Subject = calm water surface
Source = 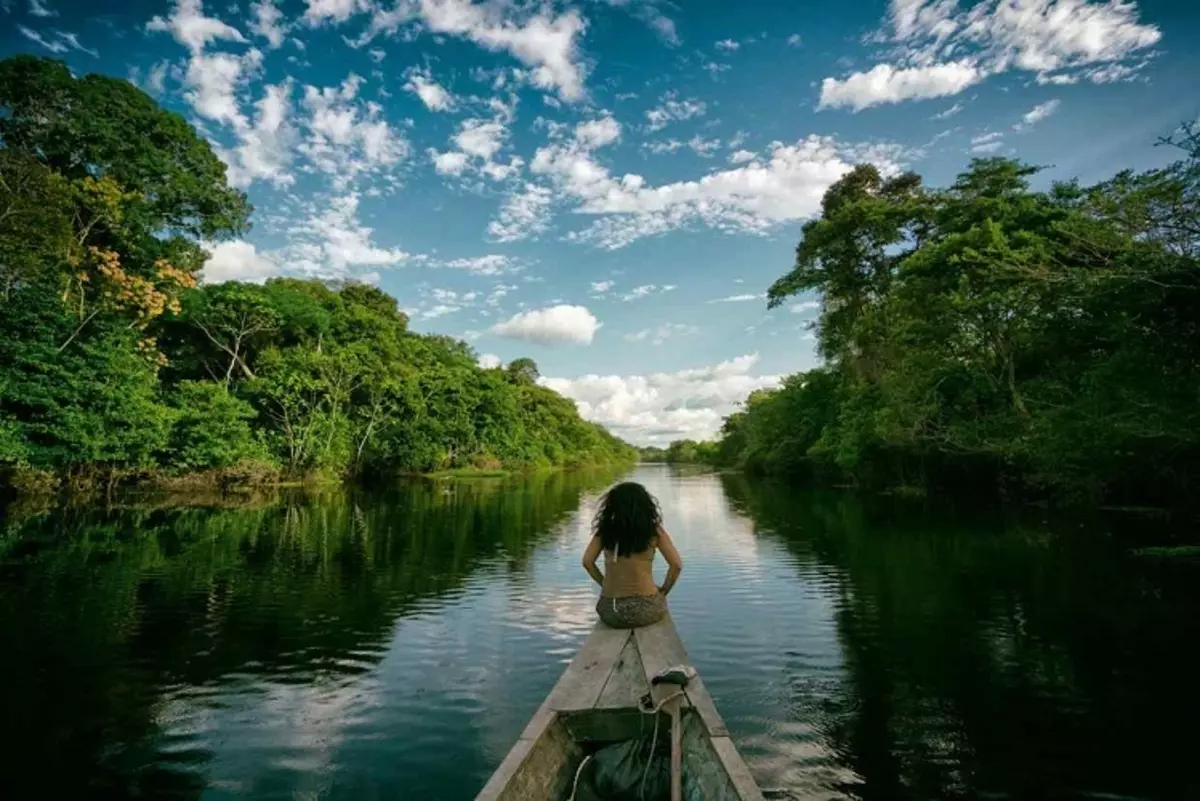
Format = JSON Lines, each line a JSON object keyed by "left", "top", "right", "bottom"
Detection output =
{"left": 2, "top": 465, "right": 1198, "bottom": 800}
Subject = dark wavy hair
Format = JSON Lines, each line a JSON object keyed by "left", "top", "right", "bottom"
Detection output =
{"left": 592, "top": 482, "right": 662, "bottom": 556}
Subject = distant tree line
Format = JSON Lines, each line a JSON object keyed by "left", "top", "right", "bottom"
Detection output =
{"left": 704, "top": 127, "right": 1200, "bottom": 505}
{"left": 0, "top": 56, "right": 635, "bottom": 491}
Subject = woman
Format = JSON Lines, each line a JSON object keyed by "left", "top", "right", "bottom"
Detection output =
{"left": 581, "top": 481, "right": 683, "bottom": 629}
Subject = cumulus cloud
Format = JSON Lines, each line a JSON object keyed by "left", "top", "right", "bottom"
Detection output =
{"left": 430, "top": 115, "right": 523, "bottom": 182}
{"left": 218, "top": 81, "right": 297, "bottom": 188}
{"left": 821, "top": 0, "right": 1161, "bottom": 110}
{"left": 288, "top": 193, "right": 412, "bottom": 274}
{"left": 645, "top": 92, "right": 707, "bottom": 131}
{"left": 298, "top": 73, "right": 410, "bottom": 188}
{"left": 147, "top": 0, "right": 247, "bottom": 53}
{"left": 488, "top": 183, "right": 555, "bottom": 242}
{"left": 715, "top": 38, "right": 739, "bottom": 51}
{"left": 492, "top": 304, "right": 600, "bottom": 345}
{"left": 404, "top": 66, "right": 457, "bottom": 111}
{"left": 478, "top": 353, "right": 502, "bottom": 369}
{"left": 533, "top": 133, "right": 903, "bottom": 249}
{"left": 201, "top": 239, "right": 283, "bottom": 283}
{"left": 590, "top": 280, "right": 615, "bottom": 294}
{"left": 249, "top": 0, "right": 288, "bottom": 48}
{"left": 339, "top": 0, "right": 588, "bottom": 101}
{"left": 574, "top": 115, "right": 622, "bottom": 149}
{"left": 819, "top": 60, "right": 982, "bottom": 111}
{"left": 542, "top": 353, "right": 783, "bottom": 444}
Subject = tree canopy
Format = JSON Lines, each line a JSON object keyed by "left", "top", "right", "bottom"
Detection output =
{"left": 0, "top": 57, "right": 635, "bottom": 489}
{"left": 713, "top": 126, "right": 1200, "bottom": 505}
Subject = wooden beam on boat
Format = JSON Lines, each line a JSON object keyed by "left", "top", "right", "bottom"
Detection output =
{"left": 545, "top": 624, "right": 630, "bottom": 712}
{"left": 635, "top": 617, "right": 728, "bottom": 737}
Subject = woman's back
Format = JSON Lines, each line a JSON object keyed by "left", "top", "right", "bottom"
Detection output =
{"left": 601, "top": 540, "right": 658, "bottom": 597}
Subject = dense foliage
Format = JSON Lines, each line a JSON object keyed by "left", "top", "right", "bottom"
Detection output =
{"left": 714, "top": 127, "right": 1200, "bottom": 504}
{"left": 0, "top": 56, "right": 634, "bottom": 488}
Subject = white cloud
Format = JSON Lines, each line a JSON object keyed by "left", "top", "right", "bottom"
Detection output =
{"left": 288, "top": 193, "right": 411, "bottom": 273}
{"left": 645, "top": 92, "right": 707, "bottom": 131}
{"left": 932, "top": 101, "right": 963, "bottom": 119}
{"left": 595, "top": 0, "right": 678, "bottom": 46}
{"left": 404, "top": 66, "right": 457, "bottom": 111}
{"left": 303, "top": 0, "right": 367, "bottom": 26}
{"left": 819, "top": 60, "right": 983, "bottom": 111}
{"left": 478, "top": 353, "right": 502, "bottom": 369}
{"left": 430, "top": 149, "right": 470, "bottom": 175}
{"left": 145, "top": 61, "right": 170, "bottom": 94}
{"left": 431, "top": 115, "right": 523, "bottom": 182}
{"left": 1013, "top": 98, "right": 1060, "bottom": 131}
{"left": 542, "top": 353, "right": 783, "bottom": 444}
{"left": 147, "top": 0, "right": 247, "bottom": 53}
{"left": 492, "top": 304, "right": 600, "bottom": 345}
{"left": 786, "top": 33, "right": 802, "bottom": 47}
{"left": 29, "top": 0, "right": 55, "bottom": 17}
{"left": 574, "top": 116, "right": 622, "bottom": 149}
{"left": 620, "top": 284, "right": 675, "bottom": 301}
{"left": 249, "top": 0, "right": 288, "bottom": 48}
{"left": 715, "top": 38, "right": 739, "bottom": 51}
{"left": 534, "top": 134, "right": 903, "bottom": 249}
{"left": 970, "top": 131, "right": 1004, "bottom": 153}
{"left": 417, "top": 0, "right": 588, "bottom": 102}
{"left": 298, "top": 73, "right": 409, "bottom": 188}
{"left": 590, "top": 280, "right": 614, "bottom": 294}
{"left": 709, "top": 293, "right": 764, "bottom": 303}
{"left": 201, "top": 239, "right": 283, "bottom": 283}
{"left": 438, "top": 255, "right": 518, "bottom": 276}
{"left": 183, "top": 49, "right": 263, "bottom": 127}
{"left": 826, "top": 0, "right": 1162, "bottom": 109}
{"left": 17, "top": 25, "right": 67, "bottom": 53}
{"left": 789, "top": 300, "right": 820, "bottom": 314}
{"left": 623, "top": 323, "right": 699, "bottom": 346}
{"left": 220, "top": 81, "right": 297, "bottom": 187}
{"left": 728, "top": 149, "right": 757, "bottom": 164}
{"left": 488, "top": 183, "right": 554, "bottom": 242}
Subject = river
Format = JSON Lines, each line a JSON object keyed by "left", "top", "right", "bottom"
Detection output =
{"left": 1, "top": 465, "right": 1197, "bottom": 800}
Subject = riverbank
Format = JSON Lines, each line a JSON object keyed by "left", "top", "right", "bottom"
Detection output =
{"left": 1, "top": 458, "right": 638, "bottom": 499}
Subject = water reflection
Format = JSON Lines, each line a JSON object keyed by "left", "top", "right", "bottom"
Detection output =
{"left": 722, "top": 474, "right": 1200, "bottom": 801}
{"left": 1, "top": 466, "right": 1197, "bottom": 801}
{"left": 0, "top": 469, "right": 625, "bottom": 800}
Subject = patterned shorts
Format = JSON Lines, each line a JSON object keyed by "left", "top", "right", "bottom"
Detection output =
{"left": 596, "top": 593, "right": 668, "bottom": 629}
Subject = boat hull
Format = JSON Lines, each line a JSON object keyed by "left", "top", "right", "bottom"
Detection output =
{"left": 476, "top": 615, "right": 763, "bottom": 801}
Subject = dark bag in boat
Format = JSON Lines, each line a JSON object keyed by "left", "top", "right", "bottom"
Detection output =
{"left": 572, "top": 738, "right": 670, "bottom": 801}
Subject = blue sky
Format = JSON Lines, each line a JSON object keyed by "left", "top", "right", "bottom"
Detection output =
{"left": 3, "top": 0, "right": 1197, "bottom": 443}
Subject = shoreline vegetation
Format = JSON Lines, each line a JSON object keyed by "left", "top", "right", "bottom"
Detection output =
{"left": 642, "top": 122, "right": 1200, "bottom": 513}
{"left": 0, "top": 56, "right": 636, "bottom": 499}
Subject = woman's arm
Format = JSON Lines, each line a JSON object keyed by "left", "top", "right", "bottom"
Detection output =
{"left": 656, "top": 528, "right": 682, "bottom": 596}
{"left": 581, "top": 535, "right": 605, "bottom": 587}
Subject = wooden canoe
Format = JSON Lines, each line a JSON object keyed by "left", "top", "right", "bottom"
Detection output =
{"left": 476, "top": 614, "right": 764, "bottom": 801}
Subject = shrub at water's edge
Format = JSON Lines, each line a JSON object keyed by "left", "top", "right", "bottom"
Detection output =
{"left": 0, "top": 56, "right": 636, "bottom": 494}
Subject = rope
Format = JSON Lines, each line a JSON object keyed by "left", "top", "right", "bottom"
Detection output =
{"left": 638, "top": 689, "right": 686, "bottom": 800}
{"left": 566, "top": 754, "right": 593, "bottom": 801}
